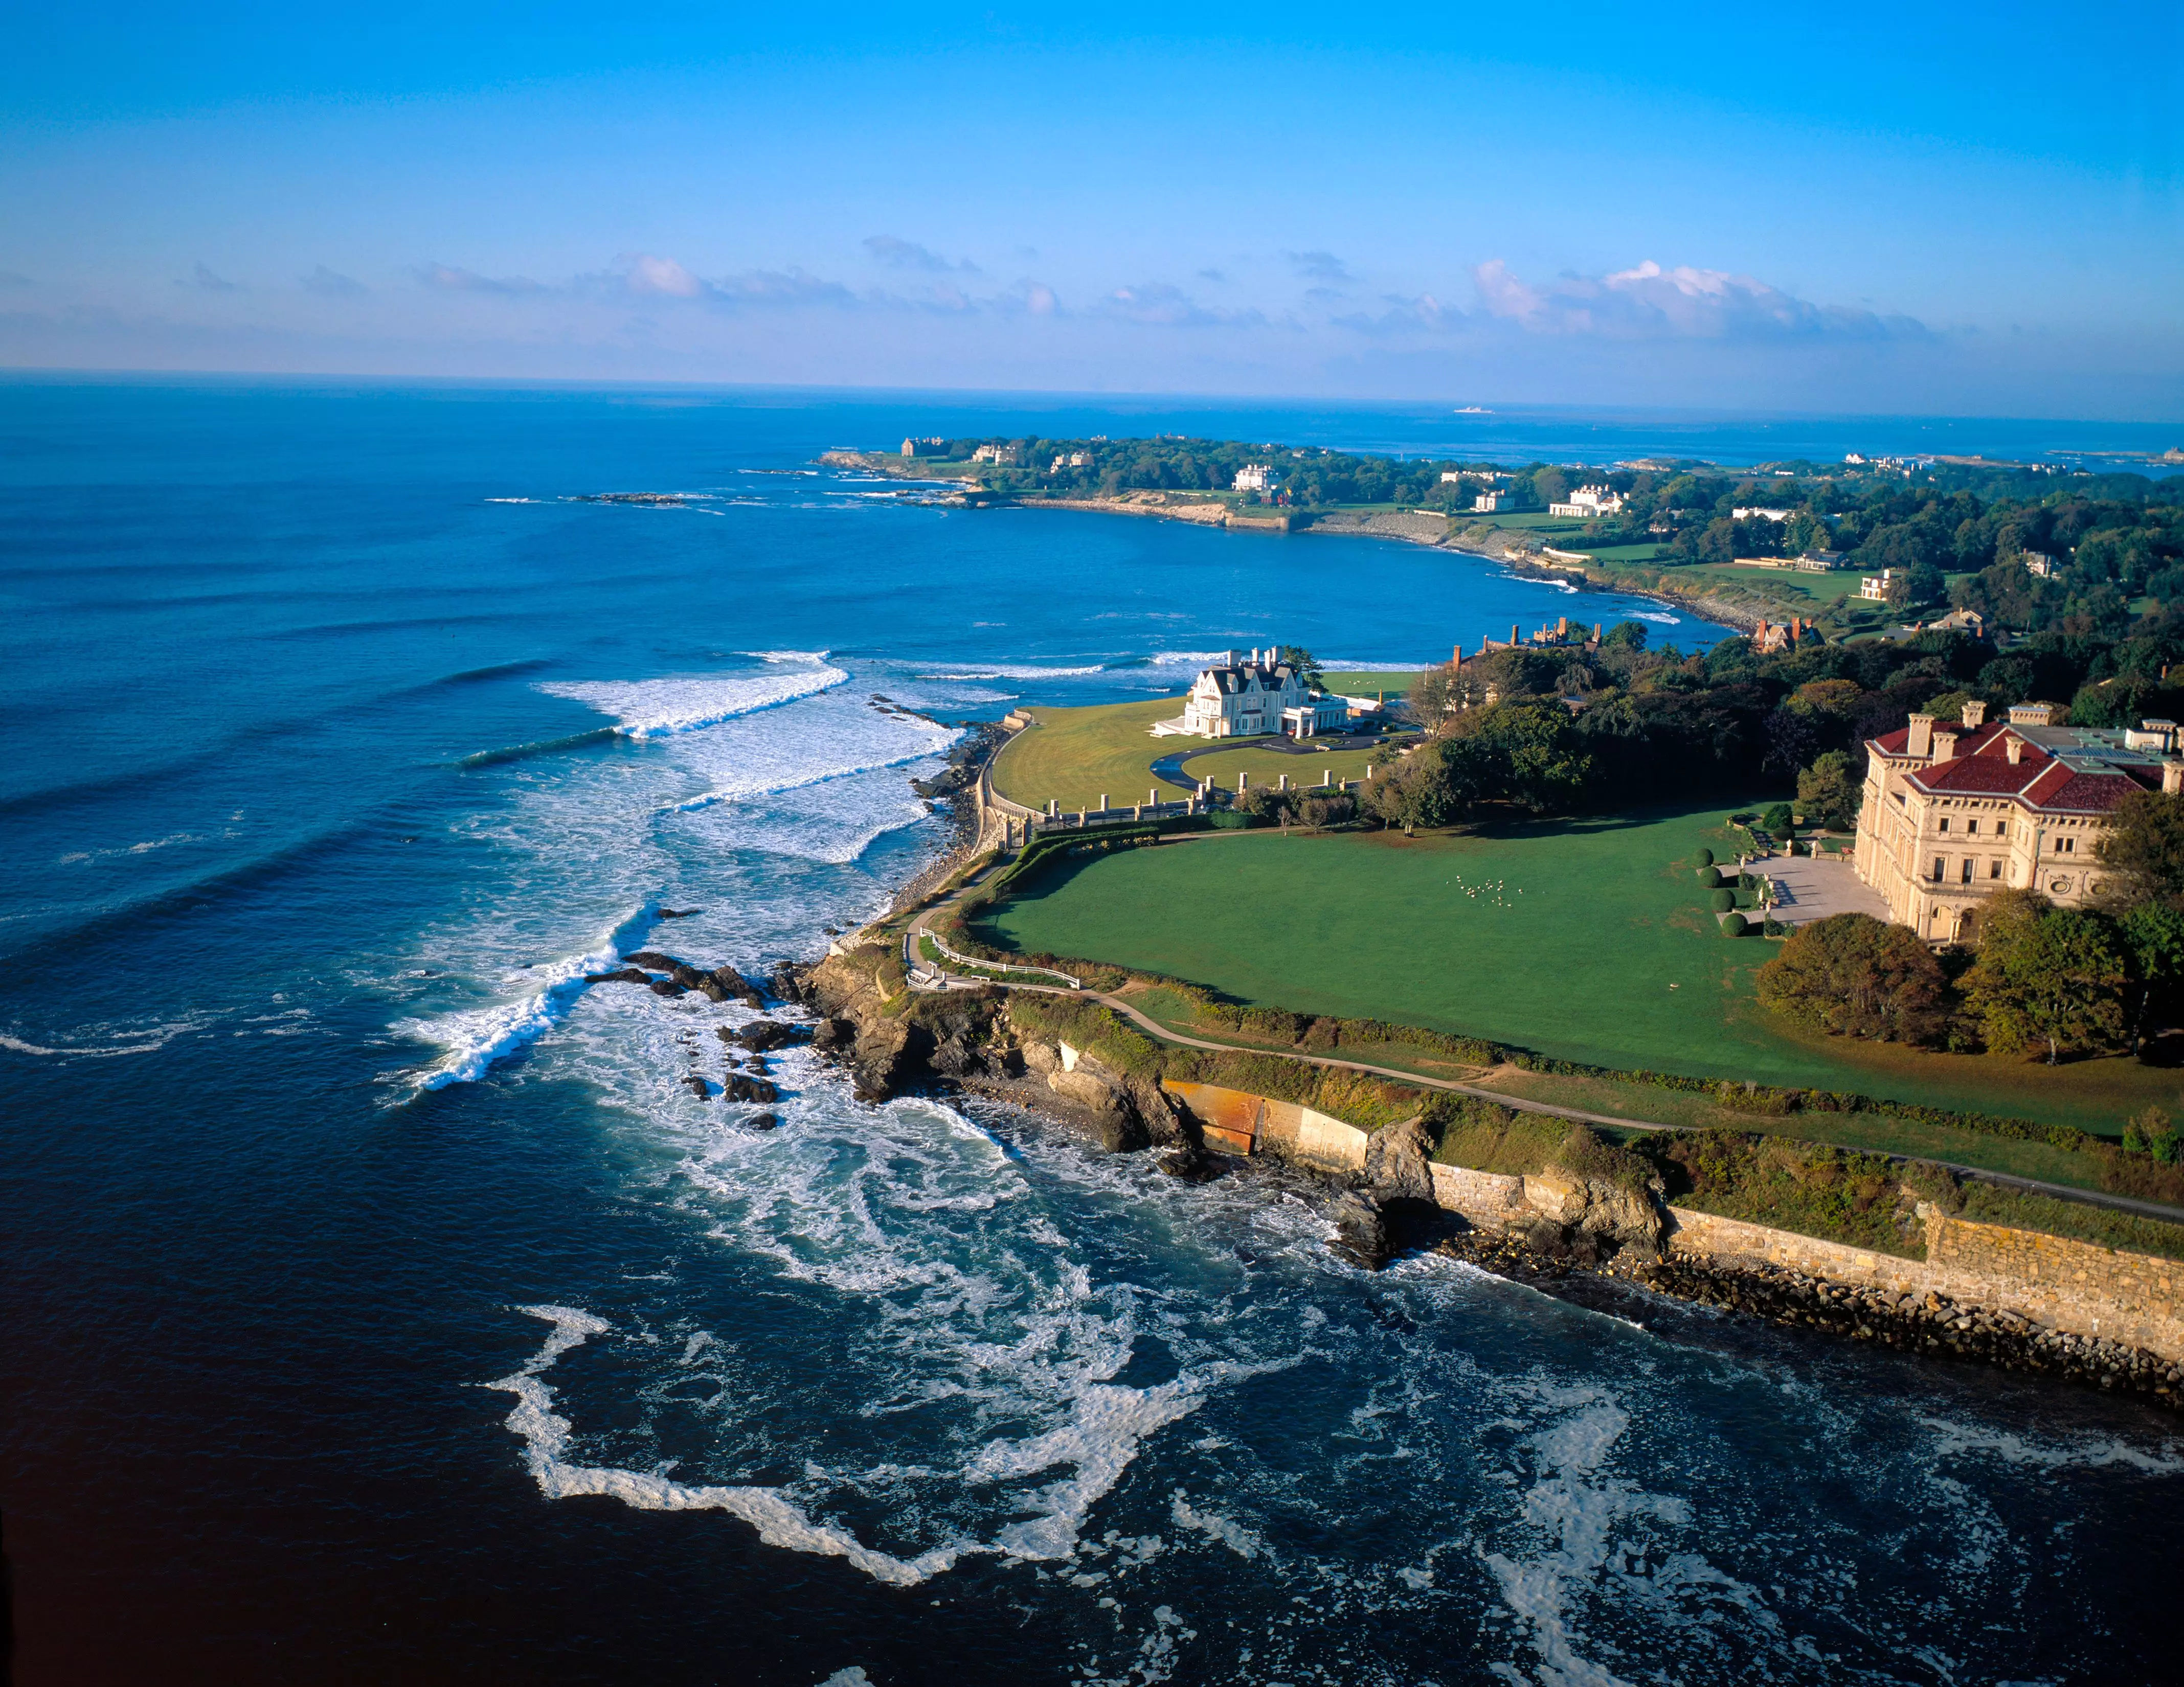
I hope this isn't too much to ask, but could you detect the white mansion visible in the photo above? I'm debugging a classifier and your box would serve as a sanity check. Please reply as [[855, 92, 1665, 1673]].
[[1153, 648, 1350, 739]]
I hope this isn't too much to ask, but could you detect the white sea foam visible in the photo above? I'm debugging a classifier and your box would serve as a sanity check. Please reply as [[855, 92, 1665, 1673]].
[[1629, 610, 1682, 625], [1169, 1493, 1264, 1560], [541, 662, 847, 739], [395, 903, 661, 1089], [914, 664, 1105, 681], [488, 1306, 973, 1588]]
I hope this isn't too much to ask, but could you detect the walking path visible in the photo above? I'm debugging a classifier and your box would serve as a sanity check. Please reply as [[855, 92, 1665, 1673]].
[[884, 747, 2184, 1230], [892, 864, 2184, 1228]]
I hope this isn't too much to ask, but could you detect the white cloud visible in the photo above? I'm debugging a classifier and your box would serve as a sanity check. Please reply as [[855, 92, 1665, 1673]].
[[862, 235, 979, 275], [178, 262, 241, 292], [416, 262, 546, 295], [300, 265, 366, 297], [621, 253, 706, 298], [1470, 256, 1925, 341]]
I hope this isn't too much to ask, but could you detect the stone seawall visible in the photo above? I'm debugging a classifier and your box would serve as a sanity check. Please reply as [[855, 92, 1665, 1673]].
[[1427, 1162, 2184, 1363], [1160, 1081, 1368, 1173], [1663, 1205, 2184, 1364]]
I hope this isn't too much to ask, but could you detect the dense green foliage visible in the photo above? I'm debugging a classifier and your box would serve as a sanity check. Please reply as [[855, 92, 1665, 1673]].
[[1757, 914, 1951, 1043]]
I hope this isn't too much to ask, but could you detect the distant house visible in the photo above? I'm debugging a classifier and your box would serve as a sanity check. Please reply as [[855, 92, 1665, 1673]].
[[1232, 463, 1278, 492], [2022, 551, 2057, 579], [1752, 617, 1812, 654], [1047, 450, 1093, 472], [1473, 491, 1507, 513], [1154, 648, 1344, 739], [899, 437, 948, 458], [1794, 551, 1850, 572], [1733, 506, 1795, 522], [971, 442, 1022, 465], [1859, 569, 1894, 602], [1547, 485, 1625, 519], [1439, 470, 1465, 484]]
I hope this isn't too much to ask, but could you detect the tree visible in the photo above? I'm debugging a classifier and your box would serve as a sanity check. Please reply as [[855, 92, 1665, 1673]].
[[1601, 620, 1648, 652], [1961, 891, 2130, 1063], [2117, 899, 2184, 1052], [1797, 750, 1862, 831], [1884, 561, 1947, 611], [2095, 788, 2184, 908], [1451, 702, 1594, 813], [1278, 645, 1325, 689], [1405, 660, 1457, 731], [1755, 913, 1950, 1043]]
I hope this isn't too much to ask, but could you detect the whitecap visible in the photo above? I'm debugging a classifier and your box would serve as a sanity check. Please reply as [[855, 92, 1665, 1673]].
[[394, 902, 661, 1089], [541, 663, 847, 739]]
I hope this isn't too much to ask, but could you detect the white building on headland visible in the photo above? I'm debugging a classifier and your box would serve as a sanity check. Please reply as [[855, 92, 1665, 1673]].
[[1548, 485, 1626, 519], [1153, 647, 1348, 739], [1473, 490, 1507, 513], [1232, 463, 1278, 492], [971, 442, 1022, 465], [1859, 569, 1894, 602], [1733, 506, 1795, 522]]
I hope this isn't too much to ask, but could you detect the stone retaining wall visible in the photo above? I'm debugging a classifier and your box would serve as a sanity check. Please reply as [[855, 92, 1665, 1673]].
[[1161, 1081, 1368, 1173], [1663, 1204, 2184, 1364]]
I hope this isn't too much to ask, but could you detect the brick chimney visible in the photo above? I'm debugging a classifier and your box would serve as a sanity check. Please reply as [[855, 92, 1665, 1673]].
[[2167, 761, 2184, 796], [1961, 699, 1988, 728], [1932, 729, 1958, 762], [1907, 713, 1934, 758]]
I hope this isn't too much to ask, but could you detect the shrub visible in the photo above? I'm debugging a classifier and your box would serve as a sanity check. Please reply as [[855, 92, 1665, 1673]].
[[1762, 802, 1794, 836], [1698, 865, 1723, 888], [1695, 847, 1715, 868], [1710, 887, 1736, 913], [1722, 911, 1749, 936], [2125, 1105, 2180, 1164]]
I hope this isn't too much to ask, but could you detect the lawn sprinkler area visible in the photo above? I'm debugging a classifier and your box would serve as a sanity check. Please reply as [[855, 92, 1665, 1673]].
[[976, 803, 2184, 1133]]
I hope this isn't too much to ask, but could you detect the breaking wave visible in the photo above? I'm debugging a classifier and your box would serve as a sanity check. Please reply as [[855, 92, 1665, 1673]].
[[539, 662, 848, 739]]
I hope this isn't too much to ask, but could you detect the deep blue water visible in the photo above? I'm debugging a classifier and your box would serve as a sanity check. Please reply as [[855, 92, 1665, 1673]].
[[4, 378, 2181, 1686]]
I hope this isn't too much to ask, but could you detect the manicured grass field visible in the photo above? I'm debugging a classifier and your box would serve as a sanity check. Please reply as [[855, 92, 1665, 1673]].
[[990, 676, 1421, 812], [988, 695, 1189, 812], [1178, 745, 1381, 791], [979, 806, 2184, 1133]]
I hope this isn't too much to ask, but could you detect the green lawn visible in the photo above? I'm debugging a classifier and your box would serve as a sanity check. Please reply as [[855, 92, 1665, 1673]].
[[1179, 745, 1382, 791], [992, 680, 1420, 812], [989, 695, 1189, 812], [978, 805, 2184, 1134]]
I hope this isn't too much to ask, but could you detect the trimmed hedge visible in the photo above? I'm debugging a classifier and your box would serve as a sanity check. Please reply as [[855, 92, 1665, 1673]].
[[1697, 865, 1723, 888]]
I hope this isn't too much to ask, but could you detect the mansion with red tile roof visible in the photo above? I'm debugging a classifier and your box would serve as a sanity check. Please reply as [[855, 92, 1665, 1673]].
[[1854, 699, 2182, 944]]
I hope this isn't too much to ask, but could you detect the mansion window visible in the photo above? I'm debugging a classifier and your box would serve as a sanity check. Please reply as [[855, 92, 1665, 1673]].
[[1989, 859, 2003, 879], [1937, 817, 1950, 832], [1960, 858, 1973, 883], [1931, 857, 1946, 882]]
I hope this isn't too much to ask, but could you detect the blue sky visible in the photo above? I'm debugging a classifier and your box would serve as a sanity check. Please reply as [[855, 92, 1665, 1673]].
[[2, 3, 2178, 417]]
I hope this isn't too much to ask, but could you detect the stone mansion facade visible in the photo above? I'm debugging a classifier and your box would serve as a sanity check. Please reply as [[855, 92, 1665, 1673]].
[[1853, 699, 2182, 943], [1158, 648, 1349, 739]]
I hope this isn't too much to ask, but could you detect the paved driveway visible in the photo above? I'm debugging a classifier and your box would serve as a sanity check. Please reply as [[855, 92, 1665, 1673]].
[[1752, 851, 1890, 926]]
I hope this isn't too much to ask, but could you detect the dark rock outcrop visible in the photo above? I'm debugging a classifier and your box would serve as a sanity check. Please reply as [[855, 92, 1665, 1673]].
[[625, 951, 677, 971], [1326, 1190, 1390, 1269], [734, 1020, 802, 1053], [584, 968, 651, 984], [683, 1076, 710, 1099], [711, 963, 749, 996], [1362, 1116, 1436, 1204], [727, 1076, 781, 1104], [747, 1112, 779, 1131], [650, 979, 689, 997]]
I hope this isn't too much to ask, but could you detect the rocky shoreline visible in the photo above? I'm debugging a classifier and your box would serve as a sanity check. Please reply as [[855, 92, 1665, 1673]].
[[767, 931, 2184, 1414]]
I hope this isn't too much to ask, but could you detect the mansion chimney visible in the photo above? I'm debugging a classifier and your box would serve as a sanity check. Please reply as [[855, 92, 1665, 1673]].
[[1932, 729, 1959, 762], [1906, 713, 1935, 758], [2006, 736, 2023, 765], [1961, 699, 1988, 728]]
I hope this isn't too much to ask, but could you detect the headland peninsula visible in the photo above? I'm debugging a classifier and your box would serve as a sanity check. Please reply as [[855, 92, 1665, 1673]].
[[772, 471, 2184, 1409], [825, 430, 2184, 644]]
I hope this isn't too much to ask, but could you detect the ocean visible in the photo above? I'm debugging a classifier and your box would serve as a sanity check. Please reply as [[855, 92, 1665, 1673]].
[[4, 376, 2181, 1685]]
